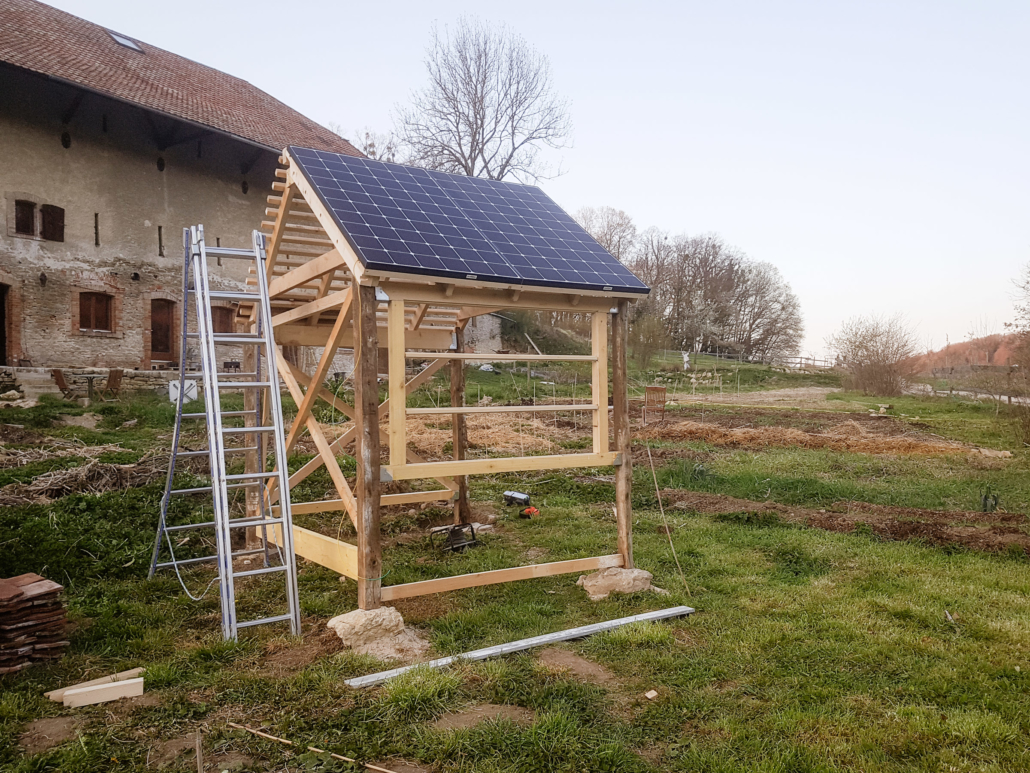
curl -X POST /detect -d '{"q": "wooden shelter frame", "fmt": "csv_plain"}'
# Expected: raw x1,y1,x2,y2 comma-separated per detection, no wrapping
252,149,638,610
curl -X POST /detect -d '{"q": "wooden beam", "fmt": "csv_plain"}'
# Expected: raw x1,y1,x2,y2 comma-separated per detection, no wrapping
284,289,353,454
388,298,407,467
591,311,610,455
407,404,597,415
380,279,635,309
264,182,295,278
274,359,449,501
384,452,617,481
612,300,633,569
276,352,357,524
380,554,625,602
266,524,358,579
410,303,429,330
354,284,382,609
271,291,348,327
267,249,346,298
451,324,470,524
46,669,144,702
276,324,452,350
457,306,506,320
404,352,595,361
64,677,144,707
281,489,453,514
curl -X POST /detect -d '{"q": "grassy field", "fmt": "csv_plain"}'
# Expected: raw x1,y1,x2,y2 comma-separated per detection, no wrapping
2,368,1029,772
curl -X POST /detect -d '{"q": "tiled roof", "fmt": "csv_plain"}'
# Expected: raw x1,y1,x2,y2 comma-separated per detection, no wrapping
0,0,362,156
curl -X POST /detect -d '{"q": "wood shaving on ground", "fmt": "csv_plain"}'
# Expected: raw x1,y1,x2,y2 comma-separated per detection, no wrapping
638,419,968,456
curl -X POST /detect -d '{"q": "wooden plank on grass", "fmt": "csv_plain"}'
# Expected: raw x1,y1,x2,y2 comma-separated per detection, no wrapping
379,554,625,602
63,677,144,707
46,668,144,702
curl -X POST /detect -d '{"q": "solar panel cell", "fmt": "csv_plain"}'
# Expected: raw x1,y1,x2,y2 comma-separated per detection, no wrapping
287,146,649,294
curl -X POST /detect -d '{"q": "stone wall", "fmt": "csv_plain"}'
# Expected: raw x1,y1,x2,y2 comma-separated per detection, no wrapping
0,66,278,370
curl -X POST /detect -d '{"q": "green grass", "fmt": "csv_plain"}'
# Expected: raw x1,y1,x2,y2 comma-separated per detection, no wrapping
3,381,1030,771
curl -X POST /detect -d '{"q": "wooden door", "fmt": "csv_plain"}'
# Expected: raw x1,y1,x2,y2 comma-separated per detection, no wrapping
150,299,174,362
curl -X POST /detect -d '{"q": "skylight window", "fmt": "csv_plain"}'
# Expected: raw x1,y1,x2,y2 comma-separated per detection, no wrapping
108,30,143,52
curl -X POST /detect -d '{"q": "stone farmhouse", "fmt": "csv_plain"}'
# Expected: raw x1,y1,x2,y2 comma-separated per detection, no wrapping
0,0,362,377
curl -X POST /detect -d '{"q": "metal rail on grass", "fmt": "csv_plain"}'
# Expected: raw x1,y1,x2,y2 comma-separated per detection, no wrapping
344,605,695,688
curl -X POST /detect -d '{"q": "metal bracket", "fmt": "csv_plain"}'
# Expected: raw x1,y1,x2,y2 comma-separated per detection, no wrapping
380,467,394,483
375,287,390,303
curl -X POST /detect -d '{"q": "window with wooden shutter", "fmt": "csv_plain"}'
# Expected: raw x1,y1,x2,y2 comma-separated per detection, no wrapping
80,292,113,332
14,200,35,235
40,205,65,242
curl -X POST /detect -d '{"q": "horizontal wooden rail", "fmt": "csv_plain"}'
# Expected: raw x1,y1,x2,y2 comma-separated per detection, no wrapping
265,524,357,579
404,352,596,362
384,451,618,481
380,554,624,601
278,489,455,516
407,404,597,416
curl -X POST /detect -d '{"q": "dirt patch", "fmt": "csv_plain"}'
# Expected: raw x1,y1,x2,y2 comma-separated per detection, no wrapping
663,490,1030,554
537,647,616,686
0,424,48,445
392,594,451,624
53,413,101,429
207,751,253,771
431,703,535,731
149,736,195,768
19,716,79,755
672,386,843,409
640,419,967,456
264,625,344,676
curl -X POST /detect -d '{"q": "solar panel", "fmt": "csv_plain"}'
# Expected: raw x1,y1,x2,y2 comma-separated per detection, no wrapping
287,146,650,295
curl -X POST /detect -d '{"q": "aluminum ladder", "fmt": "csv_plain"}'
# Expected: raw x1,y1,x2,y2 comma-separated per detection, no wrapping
149,225,300,640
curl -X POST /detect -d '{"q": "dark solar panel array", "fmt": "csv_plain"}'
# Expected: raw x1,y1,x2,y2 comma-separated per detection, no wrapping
288,146,649,294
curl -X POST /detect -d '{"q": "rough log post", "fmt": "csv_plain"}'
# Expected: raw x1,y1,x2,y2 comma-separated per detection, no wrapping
612,300,633,569
355,285,382,609
451,324,470,524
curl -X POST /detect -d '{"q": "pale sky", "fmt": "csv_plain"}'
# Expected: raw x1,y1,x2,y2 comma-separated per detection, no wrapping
46,0,1030,356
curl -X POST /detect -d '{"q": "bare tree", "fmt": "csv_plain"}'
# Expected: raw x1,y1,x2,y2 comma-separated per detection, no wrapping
398,17,572,182
575,206,637,262
827,314,918,396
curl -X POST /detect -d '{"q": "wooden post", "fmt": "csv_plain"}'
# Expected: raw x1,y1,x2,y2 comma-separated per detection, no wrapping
355,284,382,609
591,311,609,454
611,300,633,569
387,298,407,467
451,324,470,524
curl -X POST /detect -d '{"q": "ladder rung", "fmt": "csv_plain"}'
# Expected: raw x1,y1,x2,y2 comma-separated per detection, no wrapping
175,448,266,458
181,410,259,420
165,520,216,532
208,291,260,301
233,565,287,579
237,613,293,630
227,516,284,529
185,333,267,345
170,482,265,495
217,381,272,388
223,426,276,434
153,547,266,569
205,246,256,259
225,471,279,482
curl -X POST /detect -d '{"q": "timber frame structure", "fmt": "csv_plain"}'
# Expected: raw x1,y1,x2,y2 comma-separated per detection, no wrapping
251,148,640,611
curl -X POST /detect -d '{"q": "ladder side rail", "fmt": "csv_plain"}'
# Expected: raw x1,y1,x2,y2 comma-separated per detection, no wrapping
193,226,239,639
253,230,302,635
149,228,197,578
